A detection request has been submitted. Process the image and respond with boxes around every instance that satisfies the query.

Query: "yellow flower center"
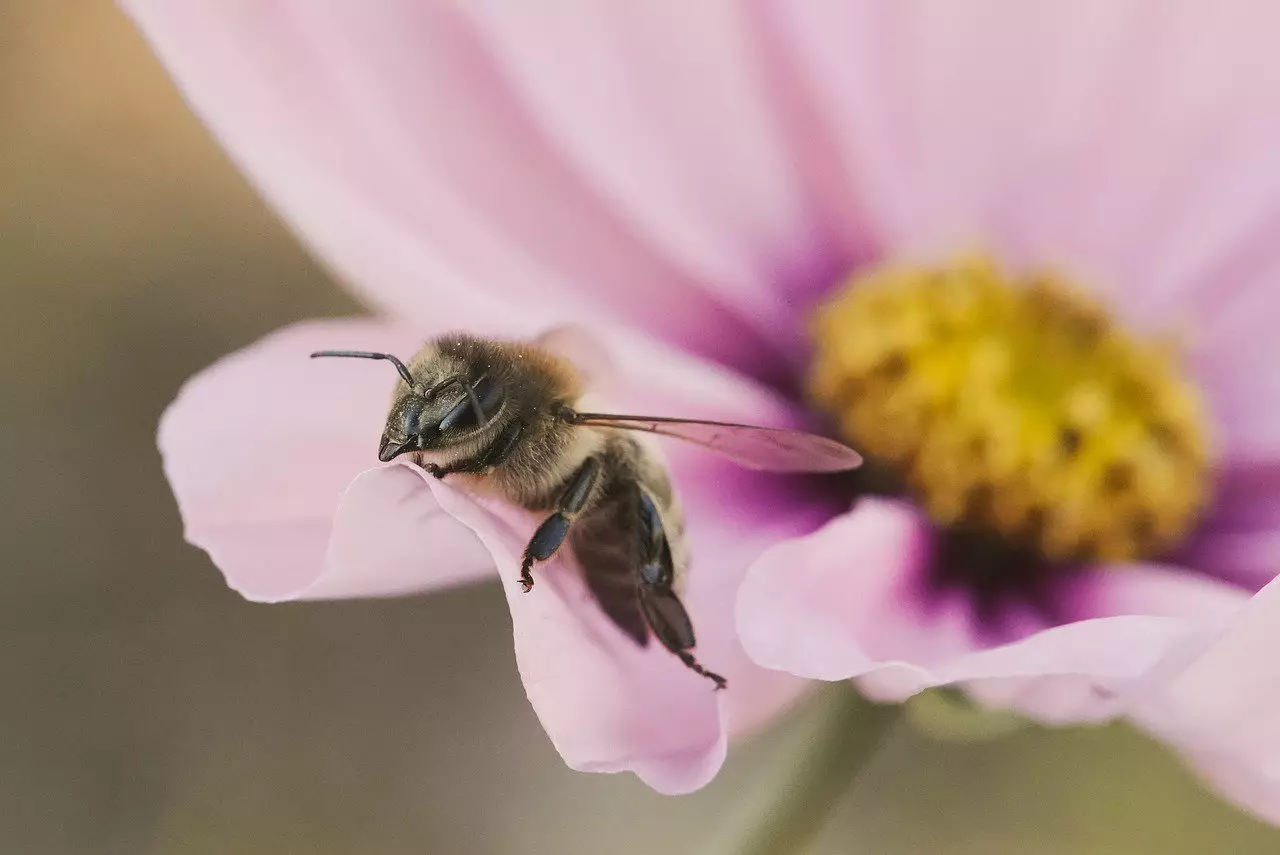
[809,255,1213,562]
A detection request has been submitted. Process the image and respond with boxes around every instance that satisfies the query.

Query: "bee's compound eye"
[475,375,504,416]
[439,376,504,432]
[401,398,425,436]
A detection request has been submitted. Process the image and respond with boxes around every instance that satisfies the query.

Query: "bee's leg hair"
[519,457,602,592]
[426,421,523,478]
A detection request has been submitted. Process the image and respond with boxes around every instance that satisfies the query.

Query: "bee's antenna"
[310,350,415,386]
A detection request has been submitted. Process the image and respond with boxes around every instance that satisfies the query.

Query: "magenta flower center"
[808,255,1213,563]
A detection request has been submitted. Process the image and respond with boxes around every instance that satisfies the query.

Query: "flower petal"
[1177,460,1280,593]
[766,1,1280,330]
[318,465,494,600]
[158,319,492,600]
[461,0,841,352]
[120,0,785,372]
[737,498,937,688]
[1062,563,1251,624]
[425,471,726,794]
[737,498,1249,723]
[1127,575,1280,824]
[1192,277,1280,466]
[1183,528,1280,593]
[964,565,1248,722]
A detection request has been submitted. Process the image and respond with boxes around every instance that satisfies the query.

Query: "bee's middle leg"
[519,457,601,593]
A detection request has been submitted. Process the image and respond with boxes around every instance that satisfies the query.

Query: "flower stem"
[905,687,1028,742]
[702,686,902,855]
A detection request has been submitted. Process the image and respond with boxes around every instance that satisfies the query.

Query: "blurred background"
[4,2,1280,853]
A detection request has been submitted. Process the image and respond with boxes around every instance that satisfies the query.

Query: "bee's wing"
[565,412,863,473]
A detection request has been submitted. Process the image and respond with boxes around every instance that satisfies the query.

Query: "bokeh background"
[4,3,1280,853]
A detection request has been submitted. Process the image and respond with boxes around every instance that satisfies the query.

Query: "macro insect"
[312,332,862,689]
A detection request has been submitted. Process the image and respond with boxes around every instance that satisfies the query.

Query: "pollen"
[809,254,1213,563]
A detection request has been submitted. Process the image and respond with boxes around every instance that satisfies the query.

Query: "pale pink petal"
[1063,564,1251,623]
[422,470,726,794]
[765,1,1280,329]
[317,466,494,600]
[1190,269,1280,466]
[738,499,1250,722]
[120,0,786,371]
[752,0,922,255]
[461,1,837,355]
[737,498,939,687]
[158,319,492,601]
[572,325,807,433]
[1127,576,1280,824]
[963,566,1248,721]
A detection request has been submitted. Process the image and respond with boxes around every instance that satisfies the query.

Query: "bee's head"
[379,372,505,461]
[309,349,505,462]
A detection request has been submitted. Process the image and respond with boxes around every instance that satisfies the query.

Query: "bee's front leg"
[424,422,524,479]
[519,457,602,593]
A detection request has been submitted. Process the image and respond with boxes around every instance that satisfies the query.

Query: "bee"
[312,331,862,689]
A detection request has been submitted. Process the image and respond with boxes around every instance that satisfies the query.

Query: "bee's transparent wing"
[565,412,863,473]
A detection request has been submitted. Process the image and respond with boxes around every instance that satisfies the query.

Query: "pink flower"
[127,0,1280,813]
[159,319,818,793]
[1126,575,1280,823]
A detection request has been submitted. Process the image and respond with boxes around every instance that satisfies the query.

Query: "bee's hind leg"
[640,586,728,691]
[676,651,728,692]
[519,457,602,593]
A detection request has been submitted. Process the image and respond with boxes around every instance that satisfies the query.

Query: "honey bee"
[312,331,862,689]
